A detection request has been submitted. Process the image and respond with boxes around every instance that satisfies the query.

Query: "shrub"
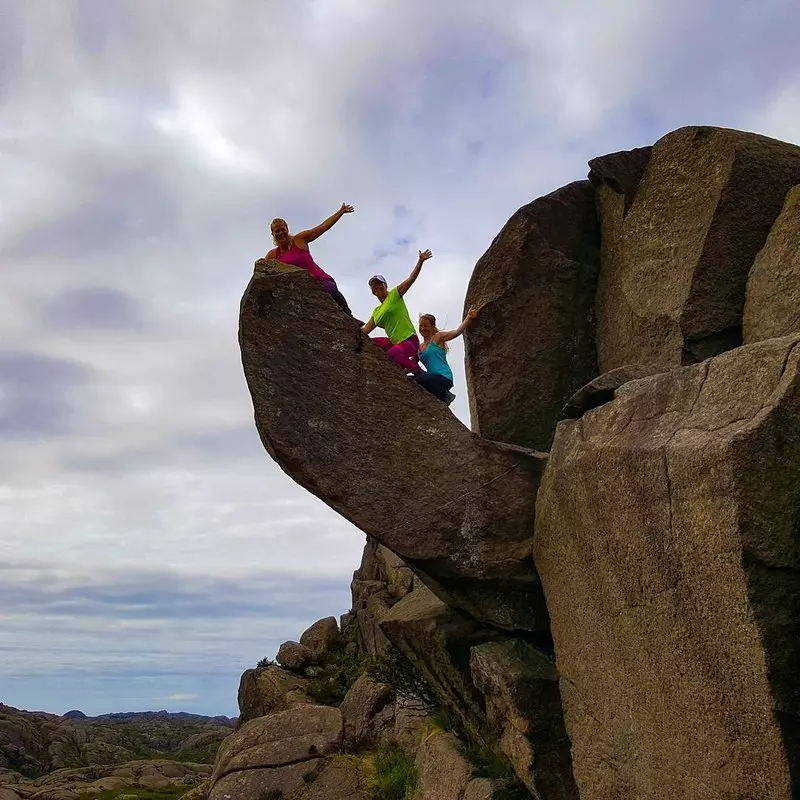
[458,740,530,800]
[256,657,275,669]
[368,648,437,710]
[370,742,418,800]
[305,646,372,706]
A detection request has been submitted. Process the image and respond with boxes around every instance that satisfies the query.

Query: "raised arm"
[296,203,354,243]
[361,318,376,335]
[434,306,478,344]
[397,249,432,297]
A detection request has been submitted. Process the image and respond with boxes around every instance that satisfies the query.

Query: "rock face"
[744,183,800,343]
[534,334,800,799]
[595,126,800,371]
[470,640,577,800]
[379,586,497,742]
[340,675,394,751]
[208,705,342,800]
[414,732,473,800]
[239,260,549,631]
[464,181,601,451]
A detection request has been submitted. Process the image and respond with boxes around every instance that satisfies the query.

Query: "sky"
[1,0,799,718]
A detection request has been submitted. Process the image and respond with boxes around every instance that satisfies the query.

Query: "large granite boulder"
[239,259,548,631]
[595,126,800,371]
[744,183,800,342]
[237,665,312,724]
[208,705,342,800]
[534,333,800,799]
[300,617,341,662]
[464,180,601,451]
[470,640,577,799]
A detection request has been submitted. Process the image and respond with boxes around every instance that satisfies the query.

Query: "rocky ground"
[0,707,233,800]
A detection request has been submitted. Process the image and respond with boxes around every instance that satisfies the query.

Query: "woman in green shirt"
[361,249,432,375]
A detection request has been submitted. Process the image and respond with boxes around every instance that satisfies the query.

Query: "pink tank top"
[271,244,332,282]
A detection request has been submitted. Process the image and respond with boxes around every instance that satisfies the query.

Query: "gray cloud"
[43,286,142,331]
[0,351,92,437]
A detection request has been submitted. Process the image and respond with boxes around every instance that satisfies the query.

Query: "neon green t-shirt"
[372,287,416,345]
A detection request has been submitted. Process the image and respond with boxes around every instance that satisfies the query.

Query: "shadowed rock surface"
[470,640,577,800]
[534,334,800,799]
[744,183,800,343]
[595,126,800,371]
[560,365,663,420]
[464,181,601,451]
[239,259,549,631]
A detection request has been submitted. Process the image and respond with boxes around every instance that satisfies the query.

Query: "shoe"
[444,391,456,406]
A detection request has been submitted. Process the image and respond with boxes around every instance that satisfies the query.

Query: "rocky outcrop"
[379,586,497,742]
[0,759,210,800]
[276,641,314,670]
[237,666,312,724]
[0,705,231,783]
[535,334,800,799]
[470,640,577,799]
[340,675,394,751]
[595,126,800,371]
[208,705,342,800]
[464,181,601,451]
[300,617,341,662]
[744,184,800,342]
[349,537,415,656]
[414,732,473,800]
[239,260,549,631]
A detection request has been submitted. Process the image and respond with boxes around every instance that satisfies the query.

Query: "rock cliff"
[238,124,800,799]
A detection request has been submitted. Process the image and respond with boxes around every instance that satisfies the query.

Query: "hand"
[465,305,478,322]
[418,249,432,263]
[339,203,354,215]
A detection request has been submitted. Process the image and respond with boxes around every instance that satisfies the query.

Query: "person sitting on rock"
[414,306,478,404]
[361,249,432,375]
[266,204,356,316]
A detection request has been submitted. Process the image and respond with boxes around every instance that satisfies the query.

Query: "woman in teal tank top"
[415,306,478,403]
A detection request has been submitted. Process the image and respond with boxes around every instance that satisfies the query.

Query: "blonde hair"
[270,218,293,248]
[419,313,448,351]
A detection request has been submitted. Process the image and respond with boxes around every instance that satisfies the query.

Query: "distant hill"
[0,703,235,780]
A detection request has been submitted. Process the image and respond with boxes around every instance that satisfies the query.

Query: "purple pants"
[373,334,421,375]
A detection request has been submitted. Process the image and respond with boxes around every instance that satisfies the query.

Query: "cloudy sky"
[1,0,799,717]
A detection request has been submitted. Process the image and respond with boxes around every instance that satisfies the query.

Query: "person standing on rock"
[361,249,432,375]
[266,204,356,316]
[414,306,478,403]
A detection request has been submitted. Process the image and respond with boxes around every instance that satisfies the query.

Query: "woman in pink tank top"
[267,204,355,317]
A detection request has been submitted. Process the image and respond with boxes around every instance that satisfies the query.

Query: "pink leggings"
[373,335,421,375]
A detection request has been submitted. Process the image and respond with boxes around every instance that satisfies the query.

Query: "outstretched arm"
[361,317,376,335]
[296,203,354,243]
[397,249,432,297]
[434,306,479,344]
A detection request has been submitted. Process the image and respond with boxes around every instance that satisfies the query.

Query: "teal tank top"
[419,341,453,382]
